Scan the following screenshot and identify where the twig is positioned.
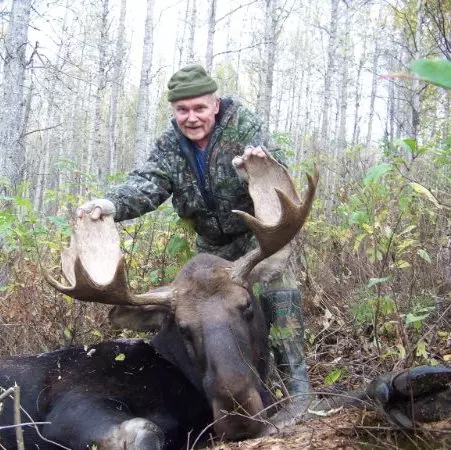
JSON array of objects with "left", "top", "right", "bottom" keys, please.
[
  {"left": 0, "top": 422, "right": 51, "bottom": 430},
  {"left": 0, "top": 387, "right": 15, "bottom": 401},
  {"left": 13, "top": 384, "right": 24, "bottom": 450}
]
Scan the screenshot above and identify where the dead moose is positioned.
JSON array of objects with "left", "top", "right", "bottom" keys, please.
[
  {"left": 0, "top": 153, "right": 317, "bottom": 449},
  {"left": 0, "top": 154, "right": 450, "bottom": 450}
]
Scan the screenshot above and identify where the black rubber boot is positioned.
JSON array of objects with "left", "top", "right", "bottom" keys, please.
[{"left": 261, "top": 288, "right": 310, "bottom": 398}]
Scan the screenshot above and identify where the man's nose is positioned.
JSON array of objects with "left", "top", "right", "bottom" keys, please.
[{"left": 186, "top": 110, "right": 197, "bottom": 122}]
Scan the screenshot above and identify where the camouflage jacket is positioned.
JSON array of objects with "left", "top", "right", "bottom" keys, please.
[{"left": 107, "top": 96, "right": 280, "bottom": 248}]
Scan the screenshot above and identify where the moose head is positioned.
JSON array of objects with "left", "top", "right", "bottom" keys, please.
[{"left": 45, "top": 153, "right": 319, "bottom": 440}]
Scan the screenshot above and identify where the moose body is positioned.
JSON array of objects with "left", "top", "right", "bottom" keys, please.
[
  {"left": 0, "top": 339, "right": 212, "bottom": 449},
  {"left": 0, "top": 252, "right": 274, "bottom": 449}
]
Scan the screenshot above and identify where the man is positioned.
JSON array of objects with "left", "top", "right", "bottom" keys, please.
[{"left": 78, "top": 64, "right": 309, "bottom": 410}]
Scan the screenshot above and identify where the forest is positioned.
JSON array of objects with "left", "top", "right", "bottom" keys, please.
[{"left": 0, "top": 0, "right": 450, "bottom": 448}]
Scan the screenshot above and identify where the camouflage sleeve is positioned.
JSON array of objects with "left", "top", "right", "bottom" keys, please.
[
  {"left": 106, "top": 140, "right": 173, "bottom": 222},
  {"left": 235, "top": 106, "right": 285, "bottom": 164}
]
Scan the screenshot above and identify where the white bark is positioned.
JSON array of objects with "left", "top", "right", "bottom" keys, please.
[
  {"left": 320, "top": 0, "right": 338, "bottom": 154},
  {"left": 262, "top": 0, "right": 277, "bottom": 130},
  {"left": 337, "top": 6, "right": 350, "bottom": 155},
  {"left": 352, "top": 33, "right": 366, "bottom": 147},
  {"left": 187, "top": 0, "right": 196, "bottom": 63},
  {"left": 411, "top": 0, "right": 424, "bottom": 142},
  {"left": 87, "top": 0, "right": 109, "bottom": 180},
  {"left": 107, "top": 0, "right": 127, "bottom": 178},
  {"left": 205, "top": 0, "right": 217, "bottom": 72},
  {"left": 366, "top": 3, "right": 383, "bottom": 148},
  {"left": 134, "top": 0, "right": 154, "bottom": 166},
  {"left": 0, "top": 0, "right": 31, "bottom": 194}
]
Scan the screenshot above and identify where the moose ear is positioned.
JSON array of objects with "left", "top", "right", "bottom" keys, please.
[{"left": 109, "top": 305, "right": 171, "bottom": 332}]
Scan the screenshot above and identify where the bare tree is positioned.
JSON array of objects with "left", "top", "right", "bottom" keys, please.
[
  {"left": 205, "top": 0, "right": 217, "bottom": 71},
  {"left": 107, "top": 0, "right": 127, "bottom": 179},
  {"left": 320, "top": 0, "right": 339, "bottom": 155},
  {"left": 262, "top": 0, "right": 277, "bottom": 130},
  {"left": 134, "top": 0, "right": 155, "bottom": 166},
  {"left": 0, "top": 0, "right": 32, "bottom": 195},
  {"left": 187, "top": 0, "right": 197, "bottom": 63},
  {"left": 337, "top": 4, "right": 350, "bottom": 155},
  {"left": 365, "top": 2, "right": 383, "bottom": 148},
  {"left": 88, "top": 0, "right": 110, "bottom": 179}
]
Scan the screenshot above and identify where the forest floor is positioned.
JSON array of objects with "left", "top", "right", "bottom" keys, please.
[{"left": 206, "top": 296, "right": 451, "bottom": 450}]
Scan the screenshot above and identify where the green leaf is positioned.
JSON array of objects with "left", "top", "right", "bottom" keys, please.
[
  {"left": 417, "top": 249, "right": 431, "bottom": 264},
  {"left": 353, "top": 233, "right": 366, "bottom": 252},
  {"left": 368, "top": 277, "right": 391, "bottom": 288},
  {"left": 415, "top": 340, "right": 428, "bottom": 359},
  {"left": 410, "top": 182, "right": 440, "bottom": 208},
  {"left": 399, "top": 225, "right": 416, "bottom": 236},
  {"left": 396, "top": 260, "right": 411, "bottom": 269},
  {"left": 411, "top": 59, "right": 451, "bottom": 89},
  {"left": 13, "top": 196, "right": 32, "bottom": 209},
  {"left": 350, "top": 211, "right": 368, "bottom": 225},
  {"left": 398, "top": 138, "right": 417, "bottom": 154},
  {"left": 405, "top": 307, "right": 434, "bottom": 326},
  {"left": 115, "top": 353, "right": 126, "bottom": 361},
  {"left": 324, "top": 368, "right": 344, "bottom": 386},
  {"left": 396, "top": 343, "right": 406, "bottom": 359},
  {"left": 364, "top": 163, "right": 392, "bottom": 185},
  {"left": 167, "top": 235, "right": 190, "bottom": 257},
  {"left": 63, "top": 326, "right": 73, "bottom": 340}
]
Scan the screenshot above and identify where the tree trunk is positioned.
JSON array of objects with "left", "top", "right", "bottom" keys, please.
[
  {"left": 352, "top": 33, "right": 367, "bottom": 147},
  {"left": 205, "top": 0, "right": 217, "bottom": 72},
  {"left": 134, "top": 0, "right": 154, "bottom": 166},
  {"left": 0, "top": 0, "right": 32, "bottom": 195},
  {"left": 337, "top": 5, "right": 350, "bottom": 155},
  {"left": 262, "top": 0, "right": 277, "bottom": 131},
  {"left": 176, "top": 0, "right": 190, "bottom": 67},
  {"left": 187, "top": 0, "right": 197, "bottom": 63},
  {"left": 107, "top": 0, "right": 127, "bottom": 180},
  {"left": 88, "top": 0, "right": 109, "bottom": 179},
  {"left": 366, "top": 3, "right": 383, "bottom": 148},
  {"left": 320, "top": 0, "right": 338, "bottom": 155},
  {"left": 411, "top": 0, "right": 424, "bottom": 142}
]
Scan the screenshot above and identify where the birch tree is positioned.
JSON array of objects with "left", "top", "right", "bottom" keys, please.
[
  {"left": 0, "top": 0, "right": 32, "bottom": 195},
  {"left": 187, "top": 0, "right": 196, "bottom": 63},
  {"left": 134, "top": 0, "right": 154, "bottom": 166},
  {"left": 107, "top": 0, "right": 127, "bottom": 178},
  {"left": 365, "top": 3, "right": 383, "bottom": 148},
  {"left": 88, "top": 0, "right": 110, "bottom": 179},
  {"left": 205, "top": 0, "right": 217, "bottom": 71},
  {"left": 262, "top": 0, "right": 277, "bottom": 130},
  {"left": 320, "top": 0, "right": 338, "bottom": 155},
  {"left": 337, "top": 4, "right": 350, "bottom": 155}
]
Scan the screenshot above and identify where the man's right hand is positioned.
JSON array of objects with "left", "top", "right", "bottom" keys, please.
[{"left": 76, "top": 199, "right": 116, "bottom": 220}]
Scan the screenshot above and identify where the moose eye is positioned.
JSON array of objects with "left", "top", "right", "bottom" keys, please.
[
  {"left": 179, "top": 323, "right": 193, "bottom": 341},
  {"left": 241, "top": 300, "right": 254, "bottom": 320}
]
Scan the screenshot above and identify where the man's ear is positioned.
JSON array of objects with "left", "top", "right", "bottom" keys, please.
[{"left": 109, "top": 305, "right": 171, "bottom": 332}]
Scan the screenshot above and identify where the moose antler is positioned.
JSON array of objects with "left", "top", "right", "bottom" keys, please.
[
  {"left": 44, "top": 215, "right": 174, "bottom": 306},
  {"left": 230, "top": 153, "right": 319, "bottom": 282}
]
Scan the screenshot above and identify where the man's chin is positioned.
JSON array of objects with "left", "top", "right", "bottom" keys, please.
[{"left": 186, "top": 132, "right": 206, "bottom": 144}]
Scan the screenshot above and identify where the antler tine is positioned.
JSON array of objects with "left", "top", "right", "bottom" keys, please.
[
  {"left": 44, "top": 215, "right": 174, "bottom": 307},
  {"left": 230, "top": 155, "right": 319, "bottom": 282}
]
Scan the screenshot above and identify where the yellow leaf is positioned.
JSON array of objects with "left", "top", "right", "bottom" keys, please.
[{"left": 410, "top": 182, "right": 441, "bottom": 208}]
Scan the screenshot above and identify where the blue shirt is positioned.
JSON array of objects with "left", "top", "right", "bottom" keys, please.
[{"left": 191, "top": 142, "right": 209, "bottom": 187}]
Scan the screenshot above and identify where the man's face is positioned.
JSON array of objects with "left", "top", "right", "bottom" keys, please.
[{"left": 172, "top": 94, "right": 220, "bottom": 149}]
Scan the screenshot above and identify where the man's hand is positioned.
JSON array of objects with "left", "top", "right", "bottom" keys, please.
[
  {"left": 233, "top": 146, "right": 269, "bottom": 181},
  {"left": 76, "top": 199, "right": 116, "bottom": 221}
]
